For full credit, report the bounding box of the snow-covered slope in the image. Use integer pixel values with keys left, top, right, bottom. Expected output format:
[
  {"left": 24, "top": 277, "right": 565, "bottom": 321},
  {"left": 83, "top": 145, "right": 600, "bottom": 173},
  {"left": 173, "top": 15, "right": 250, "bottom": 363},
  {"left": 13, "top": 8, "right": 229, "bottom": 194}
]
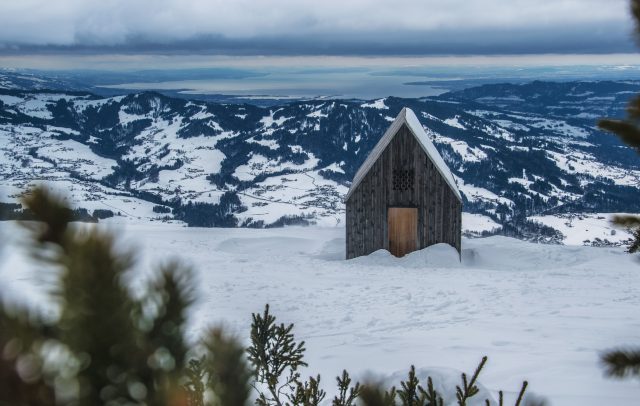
[
  {"left": 1, "top": 78, "right": 640, "bottom": 244},
  {"left": 1, "top": 222, "right": 639, "bottom": 406}
]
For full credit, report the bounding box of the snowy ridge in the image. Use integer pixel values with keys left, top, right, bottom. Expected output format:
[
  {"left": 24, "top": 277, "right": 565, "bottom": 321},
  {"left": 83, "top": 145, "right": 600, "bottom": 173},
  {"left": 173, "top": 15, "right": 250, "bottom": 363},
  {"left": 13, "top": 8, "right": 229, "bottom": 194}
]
[
  {"left": 346, "top": 107, "right": 461, "bottom": 201},
  {"left": 1, "top": 78, "right": 640, "bottom": 243}
]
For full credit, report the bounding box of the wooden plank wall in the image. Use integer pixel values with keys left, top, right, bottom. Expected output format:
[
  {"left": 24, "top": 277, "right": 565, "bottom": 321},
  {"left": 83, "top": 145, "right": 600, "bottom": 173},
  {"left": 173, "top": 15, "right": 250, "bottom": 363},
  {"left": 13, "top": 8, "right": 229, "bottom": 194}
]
[{"left": 346, "top": 124, "right": 462, "bottom": 259}]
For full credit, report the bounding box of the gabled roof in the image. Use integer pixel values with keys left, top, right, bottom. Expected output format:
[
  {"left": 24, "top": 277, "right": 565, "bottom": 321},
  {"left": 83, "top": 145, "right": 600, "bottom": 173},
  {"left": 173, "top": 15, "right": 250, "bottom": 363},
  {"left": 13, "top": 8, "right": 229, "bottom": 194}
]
[{"left": 345, "top": 107, "right": 462, "bottom": 201}]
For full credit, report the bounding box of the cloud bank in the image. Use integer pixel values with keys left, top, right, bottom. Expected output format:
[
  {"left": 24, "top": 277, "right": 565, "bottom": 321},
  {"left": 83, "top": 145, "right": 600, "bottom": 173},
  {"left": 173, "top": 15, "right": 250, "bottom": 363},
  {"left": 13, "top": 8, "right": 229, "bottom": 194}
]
[{"left": 0, "top": 0, "right": 635, "bottom": 55}]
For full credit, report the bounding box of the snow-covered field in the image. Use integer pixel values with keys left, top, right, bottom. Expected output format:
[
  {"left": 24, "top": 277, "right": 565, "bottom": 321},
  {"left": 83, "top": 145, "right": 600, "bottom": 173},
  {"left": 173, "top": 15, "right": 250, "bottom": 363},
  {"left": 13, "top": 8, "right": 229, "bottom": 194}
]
[
  {"left": 1, "top": 222, "right": 640, "bottom": 405},
  {"left": 531, "top": 213, "right": 634, "bottom": 246}
]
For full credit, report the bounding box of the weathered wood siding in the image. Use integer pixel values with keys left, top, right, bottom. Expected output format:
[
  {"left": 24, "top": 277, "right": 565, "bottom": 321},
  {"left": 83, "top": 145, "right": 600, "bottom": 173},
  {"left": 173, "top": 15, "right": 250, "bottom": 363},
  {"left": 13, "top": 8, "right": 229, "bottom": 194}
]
[{"left": 346, "top": 124, "right": 462, "bottom": 259}]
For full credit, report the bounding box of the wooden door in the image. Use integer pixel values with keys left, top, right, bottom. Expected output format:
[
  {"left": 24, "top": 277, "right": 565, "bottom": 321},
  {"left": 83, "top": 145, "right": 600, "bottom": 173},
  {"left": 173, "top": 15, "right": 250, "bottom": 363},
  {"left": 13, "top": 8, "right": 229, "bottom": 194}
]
[{"left": 388, "top": 207, "right": 418, "bottom": 257}]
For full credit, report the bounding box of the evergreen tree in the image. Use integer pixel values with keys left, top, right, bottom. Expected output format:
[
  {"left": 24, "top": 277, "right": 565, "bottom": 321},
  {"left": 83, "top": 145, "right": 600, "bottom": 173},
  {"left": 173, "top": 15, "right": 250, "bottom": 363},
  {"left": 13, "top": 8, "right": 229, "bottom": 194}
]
[
  {"left": 397, "top": 365, "right": 426, "bottom": 406},
  {"left": 597, "top": 0, "right": 640, "bottom": 381},
  {"left": 422, "top": 377, "right": 443, "bottom": 406},
  {"left": 247, "top": 304, "right": 308, "bottom": 406},
  {"left": 0, "top": 187, "right": 252, "bottom": 406},
  {"left": 628, "top": 228, "right": 640, "bottom": 253},
  {"left": 357, "top": 358, "right": 531, "bottom": 406},
  {"left": 290, "top": 375, "right": 326, "bottom": 406},
  {"left": 203, "top": 328, "right": 253, "bottom": 406},
  {"left": 332, "top": 370, "right": 360, "bottom": 406},
  {"left": 455, "top": 356, "right": 487, "bottom": 406},
  {"left": 358, "top": 385, "right": 397, "bottom": 406},
  {"left": 0, "top": 304, "right": 55, "bottom": 405}
]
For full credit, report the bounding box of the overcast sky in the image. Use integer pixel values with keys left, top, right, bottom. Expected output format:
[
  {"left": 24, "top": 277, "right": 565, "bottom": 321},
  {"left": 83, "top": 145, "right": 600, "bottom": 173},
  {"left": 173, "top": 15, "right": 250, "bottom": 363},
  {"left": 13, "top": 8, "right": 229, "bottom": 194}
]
[{"left": 0, "top": 0, "right": 636, "bottom": 57}]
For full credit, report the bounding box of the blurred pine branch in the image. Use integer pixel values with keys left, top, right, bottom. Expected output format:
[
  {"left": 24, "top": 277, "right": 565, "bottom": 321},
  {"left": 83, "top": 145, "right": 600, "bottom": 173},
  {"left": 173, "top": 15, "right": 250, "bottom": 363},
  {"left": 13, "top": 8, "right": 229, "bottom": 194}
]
[{"left": 598, "top": 0, "right": 640, "bottom": 382}]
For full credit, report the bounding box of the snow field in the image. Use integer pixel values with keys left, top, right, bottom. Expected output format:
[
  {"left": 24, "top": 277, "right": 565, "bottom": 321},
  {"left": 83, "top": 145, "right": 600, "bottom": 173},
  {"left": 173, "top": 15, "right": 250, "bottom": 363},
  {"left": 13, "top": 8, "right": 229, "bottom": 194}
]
[
  {"left": 462, "top": 213, "right": 502, "bottom": 235},
  {"left": 237, "top": 170, "right": 348, "bottom": 226},
  {"left": 530, "top": 213, "right": 633, "bottom": 245},
  {"left": 361, "top": 99, "right": 389, "bottom": 109},
  {"left": 1, "top": 223, "right": 639, "bottom": 405},
  {"left": 433, "top": 135, "right": 487, "bottom": 163}
]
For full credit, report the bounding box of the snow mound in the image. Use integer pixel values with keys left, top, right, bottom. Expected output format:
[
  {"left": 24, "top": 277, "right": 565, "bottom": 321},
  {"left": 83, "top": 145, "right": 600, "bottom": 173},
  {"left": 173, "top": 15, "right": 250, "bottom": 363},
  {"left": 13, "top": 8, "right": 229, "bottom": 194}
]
[
  {"left": 314, "top": 238, "right": 345, "bottom": 261},
  {"left": 349, "top": 243, "right": 461, "bottom": 268},
  {"left": 460, "top": 236, "right": 599, "bottom": 271},
  {"left": 403, "top": 244, "right": 461, "bottom": 267},
  {"left": 216, "top": 236, "right": 319, "bottom": 256},
  {"left": 347, "top": 236, "right": 612, "bottom": 272}
]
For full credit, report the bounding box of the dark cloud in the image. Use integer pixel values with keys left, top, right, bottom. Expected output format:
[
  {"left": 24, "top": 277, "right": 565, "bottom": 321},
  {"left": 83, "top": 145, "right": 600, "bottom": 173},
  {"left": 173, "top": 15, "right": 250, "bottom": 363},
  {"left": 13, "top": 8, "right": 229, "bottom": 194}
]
[
  {"left": 0, "top": 0, "right": 635, "bottom": 56},
  {"left": 0, "top": 26, "right": 634, "bottom": 56}
]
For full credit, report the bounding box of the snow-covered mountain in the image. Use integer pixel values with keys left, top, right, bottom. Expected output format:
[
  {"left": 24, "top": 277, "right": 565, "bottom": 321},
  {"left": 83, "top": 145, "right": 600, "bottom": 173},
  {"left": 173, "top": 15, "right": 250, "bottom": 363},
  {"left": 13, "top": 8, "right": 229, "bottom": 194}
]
[{"left": 1, "top": 76, "right": 639, "bottom": 245}]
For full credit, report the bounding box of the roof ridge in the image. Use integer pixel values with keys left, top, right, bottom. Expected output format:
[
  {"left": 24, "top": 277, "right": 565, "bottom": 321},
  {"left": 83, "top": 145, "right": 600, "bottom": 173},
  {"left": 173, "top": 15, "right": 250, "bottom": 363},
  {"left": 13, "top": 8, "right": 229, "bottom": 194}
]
[{"left": 345, "top": 107, "right": 461, "bottom": 202}]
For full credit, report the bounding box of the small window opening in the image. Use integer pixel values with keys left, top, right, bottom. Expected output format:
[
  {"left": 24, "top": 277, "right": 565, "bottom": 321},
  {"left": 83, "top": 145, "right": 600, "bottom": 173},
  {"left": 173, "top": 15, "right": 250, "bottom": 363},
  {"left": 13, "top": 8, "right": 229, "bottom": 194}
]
[{"left": 392, "top": 169, "right": 414, "bottom": 191}]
